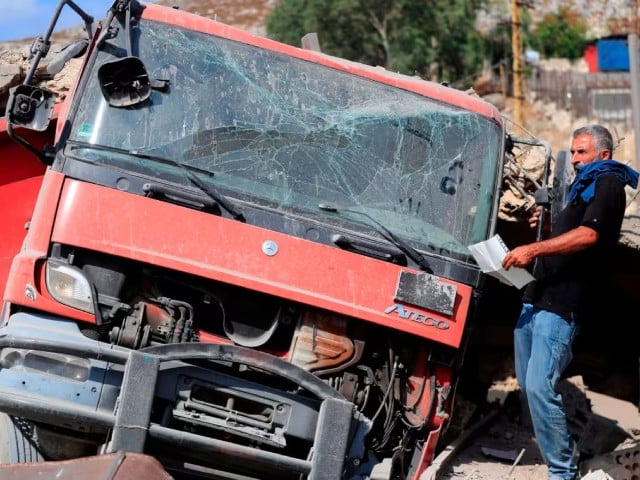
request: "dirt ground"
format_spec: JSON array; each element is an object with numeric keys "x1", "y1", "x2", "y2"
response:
[
  {"x1": 442, "y1": 413, "x2": 549, "y2": 480},
  {"x1": 428, "y1": 375, "x2": 640, "y2": 480}
]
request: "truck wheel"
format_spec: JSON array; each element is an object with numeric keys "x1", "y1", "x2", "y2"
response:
[{"x1": 0, "y1": 414, "x2": 44, "y2": 463}]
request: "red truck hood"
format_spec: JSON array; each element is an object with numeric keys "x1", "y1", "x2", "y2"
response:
[{"x1": 50, "y1": 178, "x2": 471, "y2": 348}]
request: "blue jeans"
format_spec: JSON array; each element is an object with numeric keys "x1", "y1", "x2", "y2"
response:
[{"x1": 514, "y1": 304, "x2": 578, "y2": 480}]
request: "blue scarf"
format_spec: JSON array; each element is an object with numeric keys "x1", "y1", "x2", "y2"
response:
[{"x1": 567, "y1": 159, "x2": 639, "y2": 203}]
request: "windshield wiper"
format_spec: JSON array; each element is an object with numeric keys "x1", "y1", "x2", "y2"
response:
[
  {"x1": 318, "y1": 203, "x2": 432, "y2": 273},
  {"x1": 331, "y1": 233, "x2": 407, "y2": 266},
  {"x1": 142, "y1": 182, "x2": 221, "y2": 213},
  {"x1": 185, "y1": 172, "x2": 245, "y2": 221},
  {"x1": 67, "y1": 140, "x2": 245, "y2": 221}
]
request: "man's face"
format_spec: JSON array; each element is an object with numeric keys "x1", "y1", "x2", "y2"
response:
[{"x1": 570, "y1": 133, "x2": 608, "y2": 170}]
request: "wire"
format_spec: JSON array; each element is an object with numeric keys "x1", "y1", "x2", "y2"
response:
[{"x1": 370, "y1": 356, "x2": 398, "y2": 425}]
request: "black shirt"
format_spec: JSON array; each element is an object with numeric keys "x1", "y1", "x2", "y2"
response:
[{"x1": 522, "y1": 174, "x2": 626, "y2": 322}]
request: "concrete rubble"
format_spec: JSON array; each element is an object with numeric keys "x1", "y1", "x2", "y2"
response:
[
  {"x1": 533, "y1": 375, "x2": 640, "y2": 479},
  {"x1": 433, "y1": 376, "x2": 640, "y2": 479},
  {"x1": 581, "y1": 471, "x2": 614, "y2": 480}
]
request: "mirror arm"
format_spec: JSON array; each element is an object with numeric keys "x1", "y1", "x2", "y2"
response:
[
  {"x1": 125, "y1": 2, "x2": 133, "y2": 56},
  {"x1": 96, "y1": 10, "x2": 118, "y2": 49},
  {"x1": 24, "y1": 1, "x2": 65, "y2": 84},
  {"x1": 6, "y1": 124, "x2": 51, "y2": 164},
  {"x1": 24, "y1": 0, "x2": 94, "y2": 84},
  {"x1": 64, "y1": 0, "x2": 95, "y2": 38}
]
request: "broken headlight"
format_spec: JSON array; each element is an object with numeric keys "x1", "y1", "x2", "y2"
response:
[{"x1": 45, "y1": 261, "x2": 95, "y2": 313}]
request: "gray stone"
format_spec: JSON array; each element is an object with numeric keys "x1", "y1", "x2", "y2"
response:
[
  {"x1": 0, "y1": 63, "x2": 22, "y2": 94},
  {"x1": 580, "y1": 470, "x2": 614, "y2": 480},
  {"x1": 581, "y1": 445, "x2": 640, "y2": 479}
]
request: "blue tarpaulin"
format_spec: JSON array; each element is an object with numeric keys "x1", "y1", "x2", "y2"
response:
[{"x1": 597, "y1": 38, "x2": 630, "y2": 71}]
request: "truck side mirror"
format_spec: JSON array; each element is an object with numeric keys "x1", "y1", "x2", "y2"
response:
[
  {"x1": 98, "y1": 56, "x2": 152, "y2": 107},
  {"x1": 551, "y1": 149, "x2": 574, "y2": 225},
  {"x1": 5, "y1": 85, "x2": 55, "y2": 131},
  {"x1": 534, "y1": 186, "x2": 550, "y2": 207}
]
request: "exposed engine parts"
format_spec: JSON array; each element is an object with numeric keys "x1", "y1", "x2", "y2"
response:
[
  {"x1": 108, "y1": 297, "x2": 197, "y2": 349},
  {"x1": 51, "y1": 247, "x2": 453, "y2": 479}
]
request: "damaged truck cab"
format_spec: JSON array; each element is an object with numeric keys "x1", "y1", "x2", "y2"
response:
[{"x1": 0, "y1": 1, "x2": 506, "y2": 479}]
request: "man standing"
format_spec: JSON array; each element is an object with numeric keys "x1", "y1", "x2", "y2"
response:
[{"x1": 502, "y1": 124, "x2": 639, "y2": 480}]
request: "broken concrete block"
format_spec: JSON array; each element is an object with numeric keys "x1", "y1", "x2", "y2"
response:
[
  {"x1": 580, "y1": 469, "x2": 614, "y2": 479},
  {"x1": 581, "y1": 443, "x2": 640, "y2": 480},
  {"x1": 486, "y1": 375, "x2": 519, "y2": 406}
]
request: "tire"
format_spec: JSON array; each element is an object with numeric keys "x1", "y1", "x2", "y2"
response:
[{"x1": 0, "y1": 413, "x2": 44, "y2": 463}]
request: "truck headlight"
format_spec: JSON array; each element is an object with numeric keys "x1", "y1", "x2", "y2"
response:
[{"x1": 45, "y1": 261, "x2": 95, "y2": 313}]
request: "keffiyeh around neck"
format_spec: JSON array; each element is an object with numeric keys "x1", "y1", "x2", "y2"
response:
[{"x1": 567, "y1": 159, "x2": 639, "y2": 203}]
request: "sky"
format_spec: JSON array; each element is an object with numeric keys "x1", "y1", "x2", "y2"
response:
[{"x1": 0, "y1": 0, "x2": 120, "y2": 42}]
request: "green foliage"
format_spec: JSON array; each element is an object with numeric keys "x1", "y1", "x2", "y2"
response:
[
  {"x1": 266, "y1": 0, "x2": 488, "y2": 84},
  {"x1": 483, "y1": 21, "x2": 511, "y2": 69},
  {"x1": 529, "y1": 9, "x2": 589, "y2": 60}
]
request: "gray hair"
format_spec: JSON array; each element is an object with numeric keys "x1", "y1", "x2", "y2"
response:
[{"x1": 572, "y1": 124, "x2": 614, "y2": 156}]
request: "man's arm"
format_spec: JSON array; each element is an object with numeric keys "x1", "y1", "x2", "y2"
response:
[{"x1": 502, "y1": 225, "x2": 598, "y2": 269}]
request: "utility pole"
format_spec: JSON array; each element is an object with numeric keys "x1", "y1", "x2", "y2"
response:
[{"x1": 511, "y1": 0, "x2": 525, "y2": 130}]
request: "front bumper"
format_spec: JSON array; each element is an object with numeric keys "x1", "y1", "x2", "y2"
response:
[{"x1": 0, "y1": 313, "x2": 370, "y2": 479}]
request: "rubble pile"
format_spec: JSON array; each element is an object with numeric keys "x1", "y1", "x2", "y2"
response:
[
  {"x1": 500, "y1": 142, "x2": 547, "y2": 222},
  {"x1": 437, "y1": 376, "x2": 640, "y2": 480}
]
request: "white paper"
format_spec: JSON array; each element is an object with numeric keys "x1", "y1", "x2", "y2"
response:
[{"x1": 468, "y1": 234, "x2": 535, "y2": 289}]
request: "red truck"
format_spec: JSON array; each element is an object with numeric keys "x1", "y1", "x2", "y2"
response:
[{"x1": 0, "y1": 1, "x2": 516, "y2": 479}]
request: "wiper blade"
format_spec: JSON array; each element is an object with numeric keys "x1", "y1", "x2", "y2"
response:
[
  {"x1": 318, "y1": 203, "x2": 432, "y2": 273},
  {"x1": 186, "y1": 172, "x2": 245, "y2": 221},
  {"x1": 67, "y1": 140, "x2": 245, "y2": 221},
  {"x1": 142, "y1": 182, "x2": 220, "y2": 213},
  {"x1": 331, "y1": 233, "x2": 407, "y2": 266}
]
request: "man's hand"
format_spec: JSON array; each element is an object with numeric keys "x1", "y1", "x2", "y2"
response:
[
  {"x1": 529, "y1": 206, "x2": 553, "y2": 233},
  {"x1": 529, "y1": 206, "x2": 542, "y2": 229},
  {"x1": 502, "y1": 244, "x2": 537, "y2": 269}
]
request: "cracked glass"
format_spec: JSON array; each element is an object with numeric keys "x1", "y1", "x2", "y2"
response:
[{"x1": 67, "y1": 19, "x2": 503, "y2": 261}]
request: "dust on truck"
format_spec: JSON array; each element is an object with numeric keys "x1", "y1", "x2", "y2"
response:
[{"x1": 0, "y1": 0, "x2": 507, "y2": 478}]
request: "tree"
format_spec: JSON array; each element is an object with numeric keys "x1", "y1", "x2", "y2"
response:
[
  {"x1": 529, "y1": 8, "x2": 589, "y2": 60},
  {"x1": 266, "y1": 0, "x2": 488, "y2": 85}
]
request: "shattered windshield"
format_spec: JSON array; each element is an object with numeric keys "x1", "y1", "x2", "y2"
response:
[{"x1": 67, "y1": 19, "x2": 503, "y2": 261}]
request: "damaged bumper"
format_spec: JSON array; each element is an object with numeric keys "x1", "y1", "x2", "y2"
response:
[{"x1": 0, "y1": 313, "x2": 371, "y2": 479}]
